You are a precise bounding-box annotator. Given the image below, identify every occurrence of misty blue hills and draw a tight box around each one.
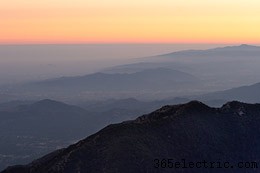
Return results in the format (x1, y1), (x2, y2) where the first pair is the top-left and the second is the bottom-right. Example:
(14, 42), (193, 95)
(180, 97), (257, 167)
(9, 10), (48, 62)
(162, 44), (260, 57)
(30, 68), (200, 91)
(1, 44), (260, 102)
(196, 82), (260, 104)
(0, 68), (203, 101)
(1, 79), (260, 170)
(1, 44), (260, 171)
(104, 44), (260, 93)
(10, 68), (200, 96)
(145, 44), (260, 62)
(104, 44), (260, 71)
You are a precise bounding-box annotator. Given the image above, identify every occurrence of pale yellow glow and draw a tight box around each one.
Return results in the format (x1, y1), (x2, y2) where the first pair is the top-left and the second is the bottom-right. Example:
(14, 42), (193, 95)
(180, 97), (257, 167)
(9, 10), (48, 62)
(1, 0), (260, 43)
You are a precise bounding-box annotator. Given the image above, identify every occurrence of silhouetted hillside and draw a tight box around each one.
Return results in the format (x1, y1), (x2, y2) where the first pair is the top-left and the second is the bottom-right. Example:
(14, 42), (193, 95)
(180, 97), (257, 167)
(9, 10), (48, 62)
(0, 98), (193, 170)
(3, 101), (260, 173)
(0, 100), (100, 170)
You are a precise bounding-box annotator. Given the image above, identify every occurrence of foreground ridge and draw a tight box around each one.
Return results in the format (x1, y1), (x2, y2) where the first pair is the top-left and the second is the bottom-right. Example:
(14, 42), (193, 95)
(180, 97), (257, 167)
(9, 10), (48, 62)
(2, 101), (260, 173)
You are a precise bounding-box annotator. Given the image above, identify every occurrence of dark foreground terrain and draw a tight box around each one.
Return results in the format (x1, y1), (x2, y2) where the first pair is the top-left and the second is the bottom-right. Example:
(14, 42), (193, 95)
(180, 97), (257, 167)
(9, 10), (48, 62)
(2, 101), (260, 173)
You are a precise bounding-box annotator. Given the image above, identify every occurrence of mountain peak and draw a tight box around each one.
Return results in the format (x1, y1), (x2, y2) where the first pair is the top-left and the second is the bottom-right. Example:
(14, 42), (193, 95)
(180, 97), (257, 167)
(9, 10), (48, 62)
(34, 99), (61, 104)
(26, 99), (84, 113)
(220, 101), (258, 116)
(160, 44), (260, 57)
(209, 44), (260, 52)
(31, 99), (67, 107)
(135, 100), (212, 123)
(4, 101), (260, 173)
(239, 44), (252, 47)
(221, 100), (246, 108)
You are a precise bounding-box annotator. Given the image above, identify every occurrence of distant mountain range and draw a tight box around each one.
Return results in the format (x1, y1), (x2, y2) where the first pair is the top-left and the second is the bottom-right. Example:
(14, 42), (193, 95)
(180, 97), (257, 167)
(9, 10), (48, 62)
(3, 101), (260, 173)
(104, 44), (260, 93)
(80, 79), (260, 109)
(105, 44), (260, 72)
(197, 82), (260, 104)
(146, 44), (260, 62)
(2, 44), (260, 101)
(20, 68), (200, 91)
(1, 45), (260, 172)
(1, 68), (202, 101)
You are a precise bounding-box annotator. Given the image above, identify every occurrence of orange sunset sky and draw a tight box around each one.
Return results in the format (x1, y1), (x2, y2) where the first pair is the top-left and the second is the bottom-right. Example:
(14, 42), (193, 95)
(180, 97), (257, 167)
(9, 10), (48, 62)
(1, 0), (260, 44)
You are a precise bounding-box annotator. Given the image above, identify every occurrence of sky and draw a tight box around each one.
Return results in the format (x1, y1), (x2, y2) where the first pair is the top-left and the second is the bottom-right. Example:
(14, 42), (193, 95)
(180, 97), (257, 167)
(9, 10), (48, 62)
(1, 0), (260, 44)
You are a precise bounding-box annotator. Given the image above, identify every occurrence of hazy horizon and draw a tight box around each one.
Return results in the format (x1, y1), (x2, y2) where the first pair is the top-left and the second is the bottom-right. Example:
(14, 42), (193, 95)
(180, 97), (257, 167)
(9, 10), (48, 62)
(2, 1), (260, 172)
(0, 43), (239, 85)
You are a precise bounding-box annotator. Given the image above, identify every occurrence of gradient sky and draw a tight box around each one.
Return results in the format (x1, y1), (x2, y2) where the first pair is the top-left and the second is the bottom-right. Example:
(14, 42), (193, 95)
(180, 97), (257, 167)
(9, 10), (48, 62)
(1, 0), (260, 44)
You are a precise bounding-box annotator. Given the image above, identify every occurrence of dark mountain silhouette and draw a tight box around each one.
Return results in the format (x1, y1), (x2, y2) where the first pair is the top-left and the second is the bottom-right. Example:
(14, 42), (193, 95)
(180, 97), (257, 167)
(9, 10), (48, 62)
(0, 98), (193, 171)
(3, 101), (260, 173)
(0, 99), (103, 171)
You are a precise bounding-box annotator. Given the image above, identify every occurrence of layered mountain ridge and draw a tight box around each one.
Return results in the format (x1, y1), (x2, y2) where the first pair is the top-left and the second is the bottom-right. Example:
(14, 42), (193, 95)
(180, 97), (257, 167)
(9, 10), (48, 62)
(3, 101), (260, 173)
(198, 82), (260, 103)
